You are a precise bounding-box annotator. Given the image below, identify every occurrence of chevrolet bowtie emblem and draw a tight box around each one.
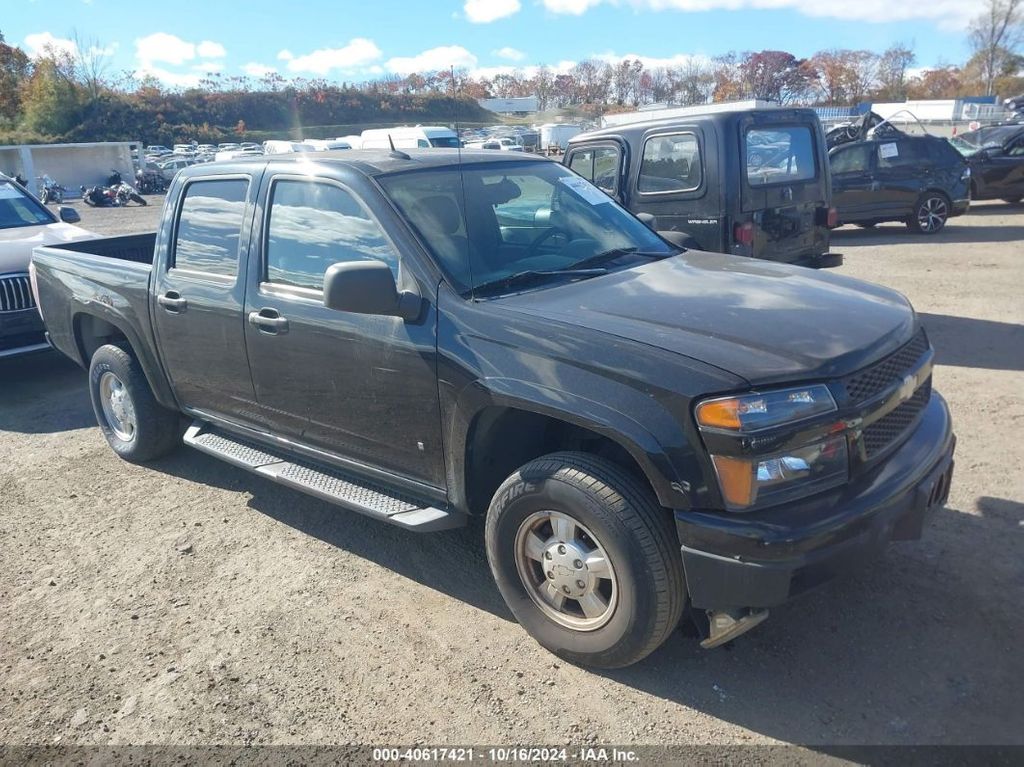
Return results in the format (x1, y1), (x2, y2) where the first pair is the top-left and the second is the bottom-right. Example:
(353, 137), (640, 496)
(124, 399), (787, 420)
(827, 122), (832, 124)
(897, 373), (918, 403)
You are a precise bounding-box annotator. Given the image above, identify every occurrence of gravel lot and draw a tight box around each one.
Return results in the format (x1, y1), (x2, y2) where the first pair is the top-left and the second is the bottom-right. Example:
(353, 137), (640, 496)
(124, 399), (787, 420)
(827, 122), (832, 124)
(1, 196), (1021, 748)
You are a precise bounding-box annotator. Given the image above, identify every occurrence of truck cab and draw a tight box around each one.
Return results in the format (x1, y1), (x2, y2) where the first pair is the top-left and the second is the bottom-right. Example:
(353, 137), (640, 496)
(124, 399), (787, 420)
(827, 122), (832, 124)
(564, 108), (837, 266)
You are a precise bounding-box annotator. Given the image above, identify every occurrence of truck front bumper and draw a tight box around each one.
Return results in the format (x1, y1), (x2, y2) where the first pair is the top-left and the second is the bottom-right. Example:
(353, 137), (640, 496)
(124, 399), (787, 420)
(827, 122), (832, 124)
(676, 393), (955, 611)
(0, 307), (49, 359)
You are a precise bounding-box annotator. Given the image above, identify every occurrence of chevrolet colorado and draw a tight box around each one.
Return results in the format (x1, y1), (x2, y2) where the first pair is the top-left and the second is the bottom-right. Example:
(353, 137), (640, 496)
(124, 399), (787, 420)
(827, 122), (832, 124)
(31, 151), (955, 667)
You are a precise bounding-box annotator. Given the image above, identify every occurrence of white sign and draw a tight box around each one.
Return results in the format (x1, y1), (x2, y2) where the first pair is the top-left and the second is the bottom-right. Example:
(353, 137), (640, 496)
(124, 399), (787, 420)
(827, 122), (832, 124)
(559, 176), (612, 205)
(879, 142), (899, 159)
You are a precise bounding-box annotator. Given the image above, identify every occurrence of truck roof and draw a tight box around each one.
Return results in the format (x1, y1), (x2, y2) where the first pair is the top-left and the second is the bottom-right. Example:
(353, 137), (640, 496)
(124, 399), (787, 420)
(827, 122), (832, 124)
(181, 148), (556, 179)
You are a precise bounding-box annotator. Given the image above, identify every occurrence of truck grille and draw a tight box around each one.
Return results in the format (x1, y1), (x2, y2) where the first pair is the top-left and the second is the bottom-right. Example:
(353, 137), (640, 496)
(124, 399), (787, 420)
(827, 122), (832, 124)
(861, 377), (932, 459)
(0, 274), (35, 313)
(845, 329), (929, 405)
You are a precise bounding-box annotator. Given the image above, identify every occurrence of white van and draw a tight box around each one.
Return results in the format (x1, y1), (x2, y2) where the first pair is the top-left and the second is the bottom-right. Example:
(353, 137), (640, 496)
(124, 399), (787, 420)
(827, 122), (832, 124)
(262, 140), (318, 155)
(359, 126), (460, 150)
(302, 139), (353, 151)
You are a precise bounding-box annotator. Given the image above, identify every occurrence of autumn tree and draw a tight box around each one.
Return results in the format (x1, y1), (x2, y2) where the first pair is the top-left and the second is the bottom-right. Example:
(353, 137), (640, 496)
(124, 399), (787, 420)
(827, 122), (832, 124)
(875, 43), (916, 100)
(738, 50), (815, 103)
(967, 0), (1023, 95)
(906, 67), (963, 99)
(0, 31), (31, 123)
(810, 49), (878, 105)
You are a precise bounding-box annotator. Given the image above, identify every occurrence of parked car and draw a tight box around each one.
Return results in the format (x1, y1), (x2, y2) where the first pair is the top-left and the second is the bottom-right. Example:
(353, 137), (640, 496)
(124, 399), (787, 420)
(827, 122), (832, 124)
(0, 173), (95, 358)
(949, 124), (1024, 203)
(359, 126), (460, 149)
(829, 134), (970, 233)
(32, 150), (955, 667)
(565, 108), (838, 266)
(157, 157), (198, 181)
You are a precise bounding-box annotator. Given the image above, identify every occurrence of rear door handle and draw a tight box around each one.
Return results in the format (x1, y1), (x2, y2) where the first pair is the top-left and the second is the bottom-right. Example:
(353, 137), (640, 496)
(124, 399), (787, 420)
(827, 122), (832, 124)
(248, 308), (289, 335)
(157, 291), (187, 312)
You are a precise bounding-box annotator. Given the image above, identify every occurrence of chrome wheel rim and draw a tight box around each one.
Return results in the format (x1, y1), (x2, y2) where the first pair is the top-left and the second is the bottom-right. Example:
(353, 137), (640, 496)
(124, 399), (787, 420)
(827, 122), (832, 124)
(917, 197), (947, 232)
(514, 510), (618, 631)
(99, 371), (136, 442)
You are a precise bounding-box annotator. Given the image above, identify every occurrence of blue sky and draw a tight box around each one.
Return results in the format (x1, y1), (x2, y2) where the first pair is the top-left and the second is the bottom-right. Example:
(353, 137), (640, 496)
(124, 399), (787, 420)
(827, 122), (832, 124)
(3, 0), (977, 88)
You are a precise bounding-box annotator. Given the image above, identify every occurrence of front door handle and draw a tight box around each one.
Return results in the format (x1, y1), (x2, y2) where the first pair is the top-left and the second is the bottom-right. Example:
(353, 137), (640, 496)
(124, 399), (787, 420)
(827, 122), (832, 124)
(248, 308), (289, 335)
(157, 291), (187, 313)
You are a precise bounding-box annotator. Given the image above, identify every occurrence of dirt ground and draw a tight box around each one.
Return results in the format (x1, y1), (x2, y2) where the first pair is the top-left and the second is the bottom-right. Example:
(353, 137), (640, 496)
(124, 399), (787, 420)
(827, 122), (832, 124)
(1, 196), (1021, 749)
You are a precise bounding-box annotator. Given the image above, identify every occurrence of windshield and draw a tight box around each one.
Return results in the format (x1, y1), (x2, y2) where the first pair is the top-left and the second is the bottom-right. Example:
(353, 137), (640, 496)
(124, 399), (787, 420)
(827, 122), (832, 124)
(0, 181), (56, 230)
(949, 126), (1018, 156)
(429, 136), (462, 148)
(379, 161), (675, 296)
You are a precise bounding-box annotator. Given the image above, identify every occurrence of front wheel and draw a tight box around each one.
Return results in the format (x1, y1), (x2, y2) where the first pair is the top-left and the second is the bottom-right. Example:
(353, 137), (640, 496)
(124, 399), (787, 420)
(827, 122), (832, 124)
(89, 344), (181, 462)
(907, 193), (950, 234)
(485, 452), (686, 668)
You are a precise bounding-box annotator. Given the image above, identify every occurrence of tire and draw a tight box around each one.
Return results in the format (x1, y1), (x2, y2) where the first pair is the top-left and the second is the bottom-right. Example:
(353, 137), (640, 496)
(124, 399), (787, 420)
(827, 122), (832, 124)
(88, 344), (181, 462)
(485, 452), (686, 669)
(907, 192), (950, 234)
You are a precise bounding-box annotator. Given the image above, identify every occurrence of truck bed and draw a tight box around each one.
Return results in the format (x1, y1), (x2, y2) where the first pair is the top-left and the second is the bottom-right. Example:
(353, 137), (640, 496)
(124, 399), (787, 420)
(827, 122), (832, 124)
(31, 232), (160, 373)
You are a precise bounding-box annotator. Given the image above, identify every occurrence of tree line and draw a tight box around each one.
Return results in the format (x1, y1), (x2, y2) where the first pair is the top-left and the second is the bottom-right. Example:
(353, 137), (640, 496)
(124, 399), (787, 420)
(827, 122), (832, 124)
(0, 0), (1020, 146)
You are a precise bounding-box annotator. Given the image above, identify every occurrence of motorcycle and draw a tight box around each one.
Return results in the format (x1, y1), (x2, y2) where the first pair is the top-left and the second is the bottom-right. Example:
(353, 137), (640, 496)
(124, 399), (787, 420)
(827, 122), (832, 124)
(38, 175), (67, 204)
(106, 169), (124, 187)
(81, 184), (118, 207)
(135, 167), (167, 195)
(114, 182), (148, 206)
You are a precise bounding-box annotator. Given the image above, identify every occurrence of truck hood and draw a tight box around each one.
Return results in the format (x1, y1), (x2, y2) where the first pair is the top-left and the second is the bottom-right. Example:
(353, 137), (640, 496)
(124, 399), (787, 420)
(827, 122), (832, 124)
(0, 222), (98, 274)
(500, 251), (917, 385)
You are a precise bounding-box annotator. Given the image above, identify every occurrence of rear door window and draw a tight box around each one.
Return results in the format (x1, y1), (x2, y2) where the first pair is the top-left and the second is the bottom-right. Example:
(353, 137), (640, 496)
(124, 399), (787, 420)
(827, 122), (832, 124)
(173, 178), (249, 278)
(638, 133), (701, 193)
(567, 145), (621, 194)
(876, 140), (930, 168)
(746, 126), (817, 186)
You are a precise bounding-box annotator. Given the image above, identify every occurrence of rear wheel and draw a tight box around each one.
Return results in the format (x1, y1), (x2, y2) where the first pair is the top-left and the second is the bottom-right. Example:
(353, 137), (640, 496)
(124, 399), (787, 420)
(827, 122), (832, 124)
(907, 192), (950, 234)
(89, 344), (181, 462)
(485, 452), (686, 668)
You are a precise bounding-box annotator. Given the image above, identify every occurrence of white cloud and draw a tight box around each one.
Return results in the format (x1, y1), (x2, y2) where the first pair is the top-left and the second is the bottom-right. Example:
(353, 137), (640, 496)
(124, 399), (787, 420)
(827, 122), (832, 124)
(23, 32), (78, 59)
(493, 46), (525, 61)
(386, 45), (477, 75)
(284, 38), (382, 75)
(192, 60), (225, 73)
(464, 0), (521, 23)
(542, 0), (974, 27)
(593, 51), (712, 70)
(242, 62), (276, 77)
(135, 66), (202, 88)
(135, 32), (199, 66)
(542, 0), (602, 14)
(277, 49), (294, 61)
(196, 40), (226, 59)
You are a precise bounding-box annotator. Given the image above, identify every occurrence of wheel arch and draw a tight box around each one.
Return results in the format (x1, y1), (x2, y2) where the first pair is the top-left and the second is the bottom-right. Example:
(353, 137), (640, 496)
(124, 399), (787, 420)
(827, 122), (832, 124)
(72, 309), (177, 410)
(448, 379), (691, 516)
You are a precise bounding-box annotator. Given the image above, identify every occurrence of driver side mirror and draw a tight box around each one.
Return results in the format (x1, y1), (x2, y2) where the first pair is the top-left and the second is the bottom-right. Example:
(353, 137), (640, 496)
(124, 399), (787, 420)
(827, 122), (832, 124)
(636, 212), (658, 231)
(323, 260), (421, 321)
(58, 206), (80, 224)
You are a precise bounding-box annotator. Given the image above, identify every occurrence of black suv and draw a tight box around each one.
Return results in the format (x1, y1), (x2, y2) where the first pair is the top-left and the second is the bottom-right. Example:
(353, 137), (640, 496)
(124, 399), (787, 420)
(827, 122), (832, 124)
(829, 134), (970, 233)
(949, 123), (1024, 203)
(564, 108), (837, 267)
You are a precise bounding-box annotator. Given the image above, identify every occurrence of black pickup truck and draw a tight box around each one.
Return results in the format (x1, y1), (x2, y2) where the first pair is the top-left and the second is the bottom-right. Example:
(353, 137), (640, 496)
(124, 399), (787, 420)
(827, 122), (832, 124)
(32, 150), (955, 668)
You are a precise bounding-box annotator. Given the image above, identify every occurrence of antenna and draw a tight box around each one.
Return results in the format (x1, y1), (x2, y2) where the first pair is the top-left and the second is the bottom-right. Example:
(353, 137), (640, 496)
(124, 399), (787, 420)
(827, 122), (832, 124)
(387, 132), (410, 160)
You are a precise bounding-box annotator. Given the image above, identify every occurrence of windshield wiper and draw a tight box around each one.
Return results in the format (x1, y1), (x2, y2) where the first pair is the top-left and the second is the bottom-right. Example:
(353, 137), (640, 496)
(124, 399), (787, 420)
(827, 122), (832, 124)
(473, 268), (608, 296)
(568, 246), (675, 271)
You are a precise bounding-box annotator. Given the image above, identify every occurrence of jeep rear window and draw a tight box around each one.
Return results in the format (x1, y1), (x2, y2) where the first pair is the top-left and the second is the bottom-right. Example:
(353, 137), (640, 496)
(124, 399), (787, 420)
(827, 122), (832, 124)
(746, 126), (817, 186)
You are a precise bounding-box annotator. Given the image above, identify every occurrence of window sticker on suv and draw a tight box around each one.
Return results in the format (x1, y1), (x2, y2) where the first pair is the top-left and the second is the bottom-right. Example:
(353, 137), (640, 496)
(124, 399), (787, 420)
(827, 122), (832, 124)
(879, 143), (899, 159)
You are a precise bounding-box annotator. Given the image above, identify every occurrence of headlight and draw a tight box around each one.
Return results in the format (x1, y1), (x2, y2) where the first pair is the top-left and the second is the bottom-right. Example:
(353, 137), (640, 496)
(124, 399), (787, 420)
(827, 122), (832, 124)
(696, 385), (837, 432)
(695, 385), (848, 511)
